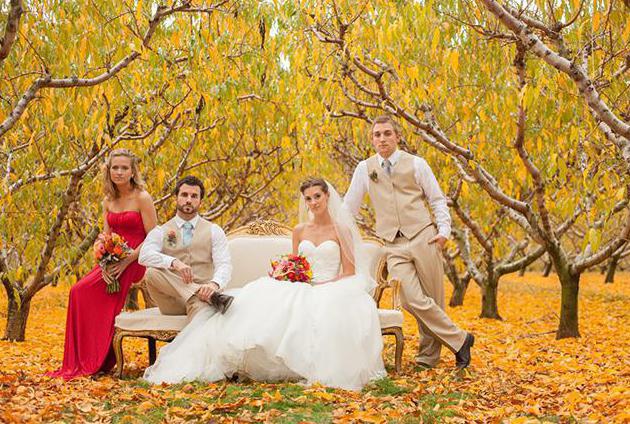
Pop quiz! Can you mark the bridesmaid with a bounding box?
[48,149,157,380]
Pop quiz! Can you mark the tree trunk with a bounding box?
[449,276,470,307]
[542,260,553,277]
[518,265,526,276]
[124,286,140,310]
[3,292,32,342]
[556,268,581,339]
[480,276,502,320]
[604,253,620,284]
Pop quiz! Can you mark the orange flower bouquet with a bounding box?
[93,232,132,293]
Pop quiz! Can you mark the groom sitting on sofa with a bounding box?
[139,175,233,321]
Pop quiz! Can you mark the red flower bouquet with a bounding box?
[93,232,132,293]
[269,254,313,283]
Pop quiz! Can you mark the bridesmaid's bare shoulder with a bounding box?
[136,189,154,205]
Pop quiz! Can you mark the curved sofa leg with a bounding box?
[112,330,125,378]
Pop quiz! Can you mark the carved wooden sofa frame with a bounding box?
[113,220,404,377]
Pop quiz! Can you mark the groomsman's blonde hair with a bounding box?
[370,115,402,136]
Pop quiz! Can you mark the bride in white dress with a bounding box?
[143,178,386,391]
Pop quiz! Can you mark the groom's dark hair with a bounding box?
[174,175,205,199]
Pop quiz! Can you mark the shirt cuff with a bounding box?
[437,226,450,239]
[162,255,177,269]
[212,276,227,289]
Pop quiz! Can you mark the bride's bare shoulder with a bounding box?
[293,222,309,234]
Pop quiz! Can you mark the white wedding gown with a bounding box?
[143,239,386,391]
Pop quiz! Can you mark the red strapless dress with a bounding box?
[47,211,147,380]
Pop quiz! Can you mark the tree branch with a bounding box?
[512,43,555,243]
[497,244,546,275]
[0,0,23,64]
[573,206,630,273]
[25,171,83,299]
[5,116,164,196]
[479,0,630,147]
[452,228,486,283]
[0,1,228,140]
[450,199,492,254]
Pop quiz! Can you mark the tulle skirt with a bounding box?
[143,276,386,391]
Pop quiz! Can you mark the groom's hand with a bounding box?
[196,282,220,302]
[428,235,447,250]
[171,259,194,284]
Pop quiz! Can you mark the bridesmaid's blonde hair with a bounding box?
[101,149,145,199]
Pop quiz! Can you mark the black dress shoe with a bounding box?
[210,293,234,314]
[455,333,474,369]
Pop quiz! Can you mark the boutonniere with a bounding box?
[369,170,379,182]
[165,229,178,248]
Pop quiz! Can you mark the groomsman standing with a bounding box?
[344,115,474,369]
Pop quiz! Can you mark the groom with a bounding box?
[344,115,474,369]
[139,175,233,321]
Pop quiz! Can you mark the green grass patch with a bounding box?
[416,392,467,423]
[273,403,333,423]
[110,406,166,424]
[167,397,191,408]
[364,377,412,396]
[278,384,305,398]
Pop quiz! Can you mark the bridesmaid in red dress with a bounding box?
[48,149,157,380]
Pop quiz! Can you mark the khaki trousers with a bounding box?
[144,267,213,323]
[385,225,467,365]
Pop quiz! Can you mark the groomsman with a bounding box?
[139,175,233,321]
[344,115,474,369]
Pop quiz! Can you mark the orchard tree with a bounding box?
[0,0,302,340]
[306,0,629,338]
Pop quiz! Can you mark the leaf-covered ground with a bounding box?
[1,272,628,423]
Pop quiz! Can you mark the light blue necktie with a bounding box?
[182,222,194,247]
[382,158,393,176]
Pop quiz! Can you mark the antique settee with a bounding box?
[113,220,404,377]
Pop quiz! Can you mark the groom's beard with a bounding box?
[177,203,198,215]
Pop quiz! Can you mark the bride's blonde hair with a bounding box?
[101,149,145,199]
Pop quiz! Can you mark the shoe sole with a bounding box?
[221,297,234,314]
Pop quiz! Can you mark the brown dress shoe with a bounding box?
[210,293,234,314]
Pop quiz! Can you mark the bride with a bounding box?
[143,178,386,391]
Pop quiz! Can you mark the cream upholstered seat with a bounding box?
[115,307,188,332]
[113,220,404,377]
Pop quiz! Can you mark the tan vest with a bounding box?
[367,151,434,242]
[162,217,214,283]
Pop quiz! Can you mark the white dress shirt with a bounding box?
[344,150,451,238]
[138,214,232,289]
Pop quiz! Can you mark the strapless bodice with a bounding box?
[298,240,341,283]
[106,211,147,249]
